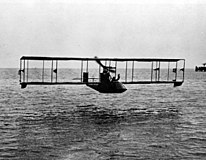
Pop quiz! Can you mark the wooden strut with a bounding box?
[20,59,22,82]
[158,61,160,81]
[183,60,185,81]
[132,61,134,82]
[125,61,127,82]
[56,60,58,83]
[155,61,158,81]
[23,59,25,82]
[81,60,83,82]
[86,60,88,73]
[42,60,44,82]
[115,61,117,78]
[151,61,153,82]
[27,60,29,82]
[175,61,178,81]
[51,60,53,83]
[167,62,170,81]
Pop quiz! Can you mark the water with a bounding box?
[0,68,206,160]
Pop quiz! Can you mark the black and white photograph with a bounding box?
[0,0,206,159]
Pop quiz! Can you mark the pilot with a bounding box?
[111,74,120,82]
[103,69,111,82]
[117,74,120,81]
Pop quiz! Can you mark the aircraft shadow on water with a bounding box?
[18,56,185,93]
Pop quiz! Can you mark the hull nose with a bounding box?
[114,82,127,93]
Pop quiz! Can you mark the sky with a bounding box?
[0,0,206,68]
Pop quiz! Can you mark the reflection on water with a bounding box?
[0,69,206,159]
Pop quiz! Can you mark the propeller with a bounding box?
[94,56,116,73]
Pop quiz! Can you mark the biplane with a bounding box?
[19,56,185,93]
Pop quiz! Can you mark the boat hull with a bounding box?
[87,81,127,93]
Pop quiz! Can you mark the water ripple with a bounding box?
[1,69,206,159]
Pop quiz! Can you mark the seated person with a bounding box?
[102,69,111,82]
[111,74,120,82]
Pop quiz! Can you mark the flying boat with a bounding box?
[19,56,185,93]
